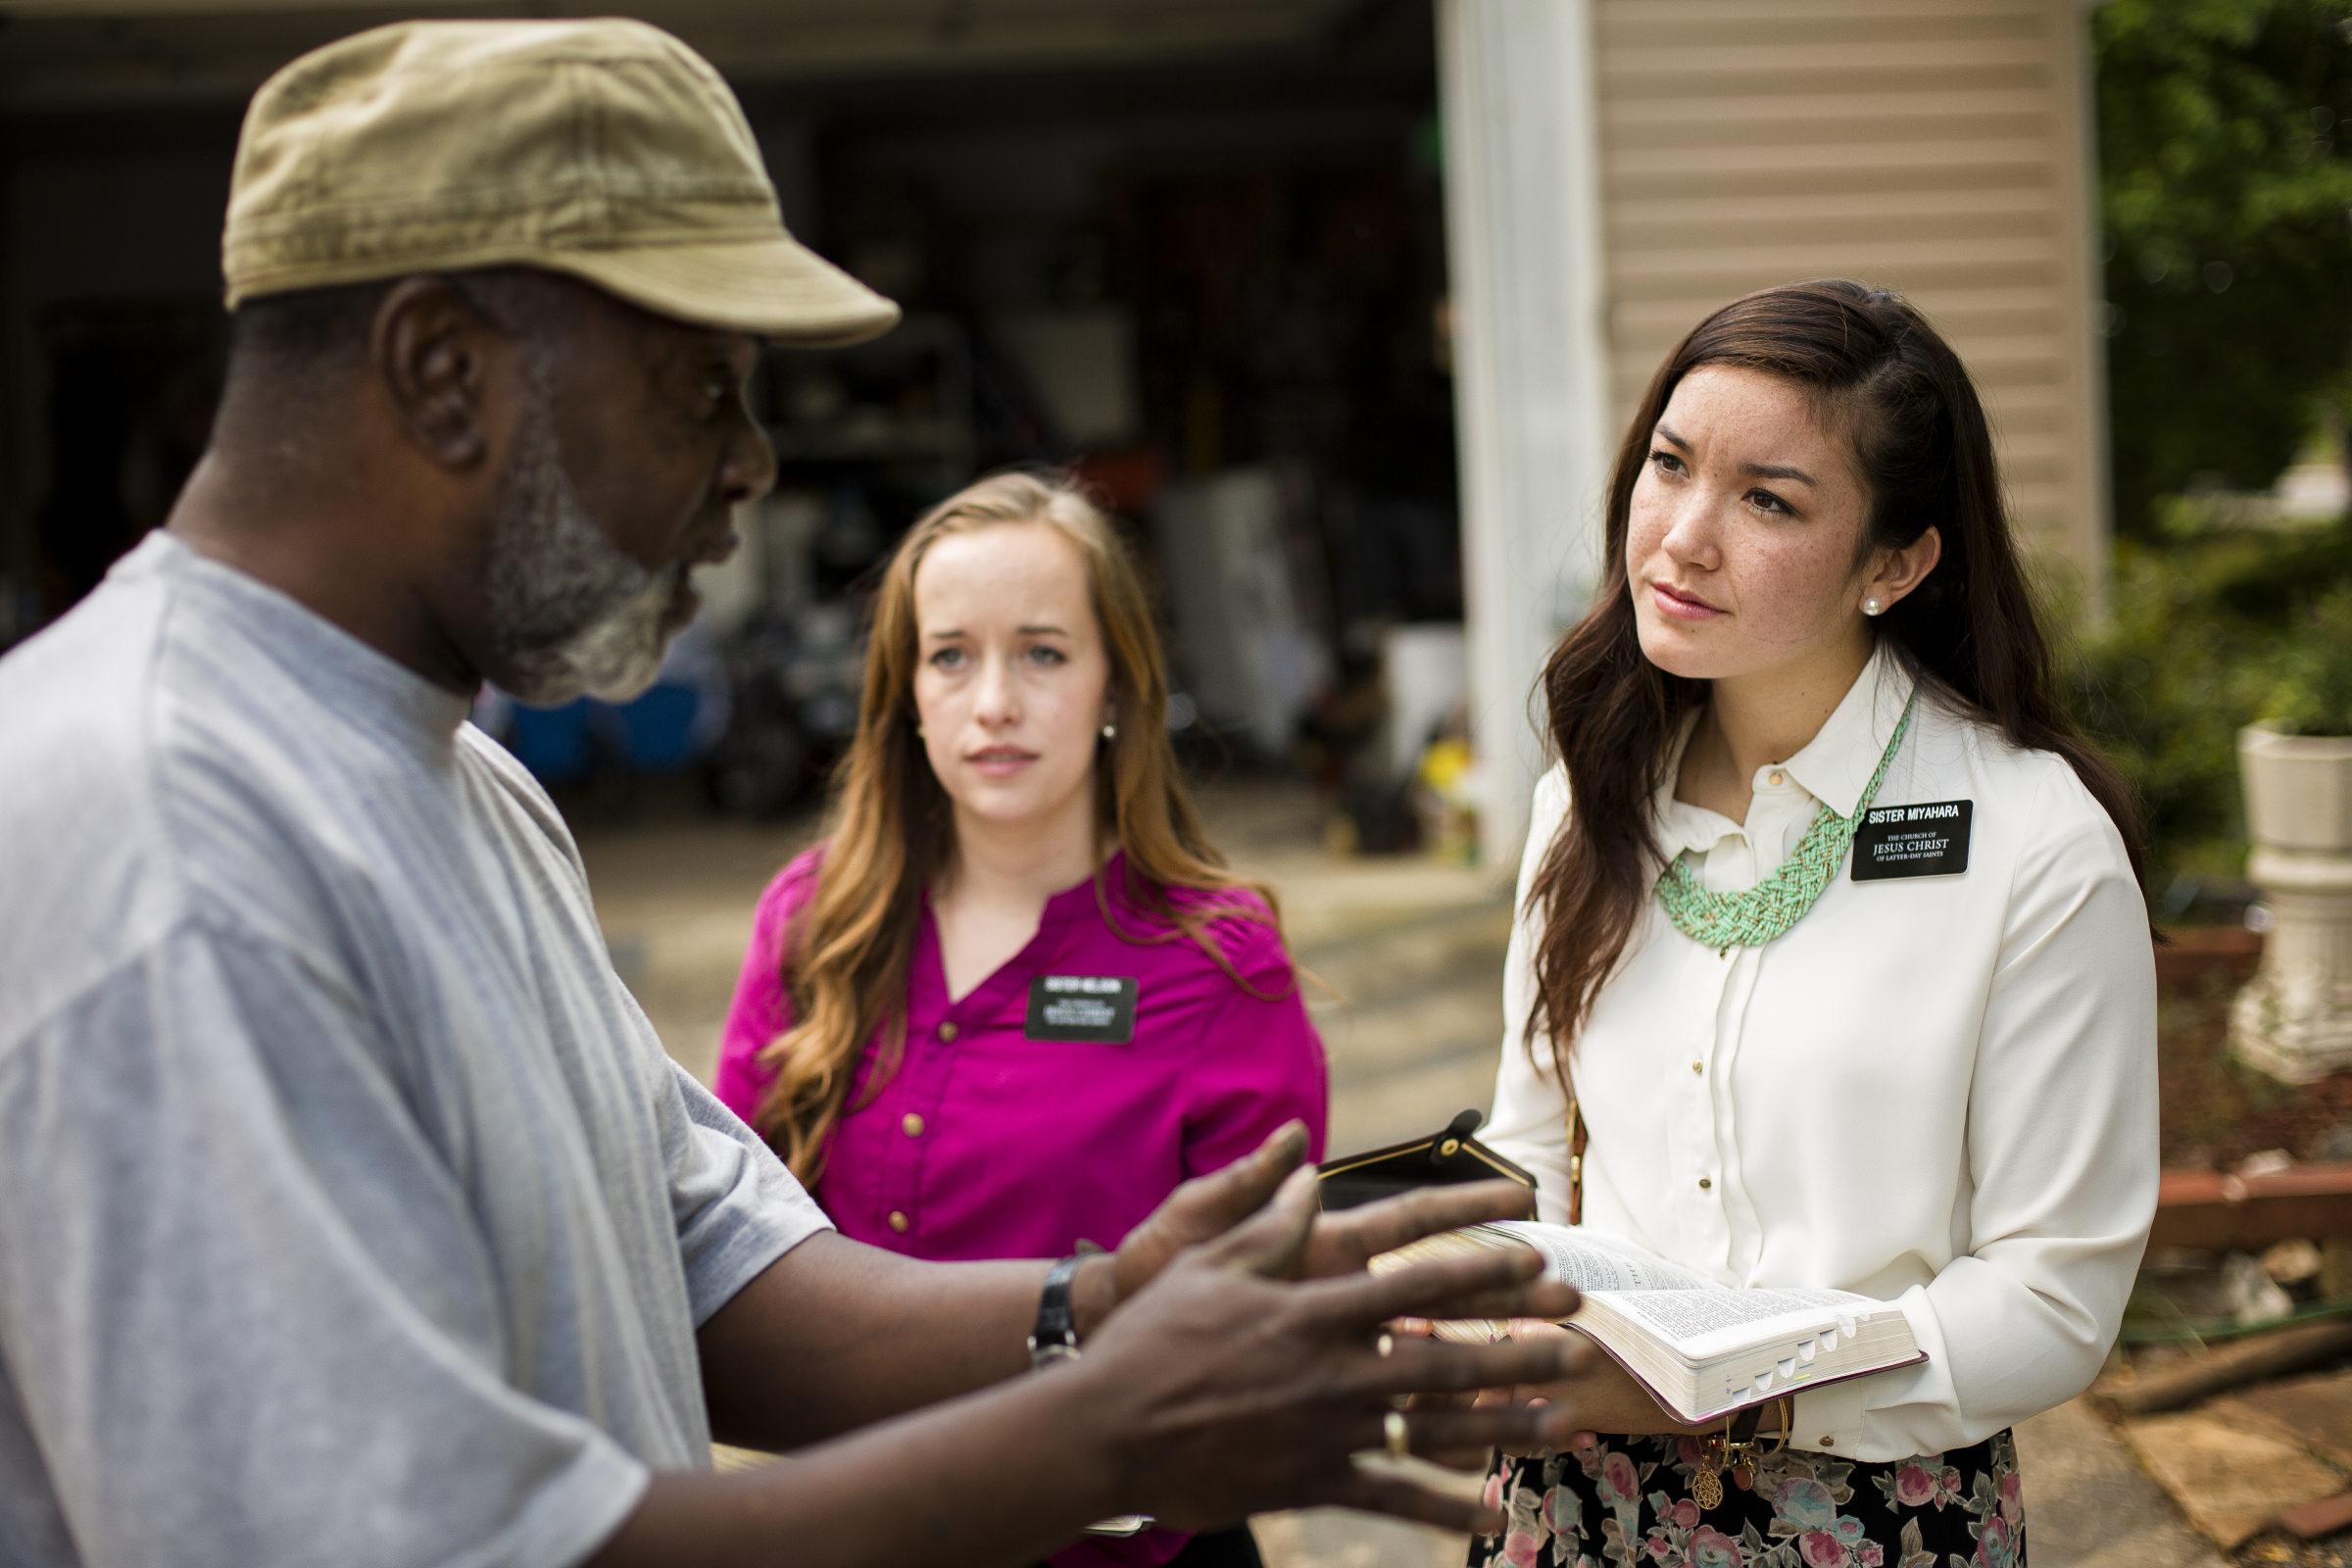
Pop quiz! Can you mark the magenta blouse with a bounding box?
[712,848,1327,1568]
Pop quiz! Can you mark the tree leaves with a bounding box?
[2095,0,2352,532]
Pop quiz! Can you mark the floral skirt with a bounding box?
[1466,1430,2023,1568]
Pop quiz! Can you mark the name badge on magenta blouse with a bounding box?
[1851,800,1973,881]
[1026,976,1139,1043]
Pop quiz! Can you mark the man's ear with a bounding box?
[370,275,504,471]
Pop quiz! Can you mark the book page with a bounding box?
[1598,1288,1872,1354]
[1481,1222,1720,1294]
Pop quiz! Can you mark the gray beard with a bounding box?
[481,369,690,708]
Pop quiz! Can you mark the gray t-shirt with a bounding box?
[0,532,830,1568]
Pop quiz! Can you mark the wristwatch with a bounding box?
[1027,1254,1084,1369]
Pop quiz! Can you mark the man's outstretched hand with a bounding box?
[1079,1161,1583,1536]
[609,1124,1579,1566]
[1091,1120,1542,1331]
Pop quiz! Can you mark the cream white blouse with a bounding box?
[1482,641,2159,1462]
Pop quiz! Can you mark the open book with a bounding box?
[1373,1221,1924,1426]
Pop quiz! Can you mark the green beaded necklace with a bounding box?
[1654,693,1917,952]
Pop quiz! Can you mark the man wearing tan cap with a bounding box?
[0,21,1585,1568]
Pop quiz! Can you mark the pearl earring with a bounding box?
[1863,597,1886,617]
[1101,722,1117,741]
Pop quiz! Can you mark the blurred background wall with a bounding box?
[1,0,2342,887]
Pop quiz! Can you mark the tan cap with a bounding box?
[221,19,900,347]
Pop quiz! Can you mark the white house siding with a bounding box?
[1590,0,2109,591]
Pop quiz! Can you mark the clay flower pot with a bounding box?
[2230,726,2352,1082]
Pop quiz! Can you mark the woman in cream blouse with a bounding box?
[1468,281,2156,1568]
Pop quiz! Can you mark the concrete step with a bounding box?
[1296,902,1514,1011]
[1314,977,1503,1090]
[2017,1397,2229,1568]
[1324,1045,1509,1155]
[1294,900,1513,1153]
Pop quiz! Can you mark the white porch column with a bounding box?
[1436,0,1614,876]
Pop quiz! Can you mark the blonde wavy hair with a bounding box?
[752,471,1290,1180]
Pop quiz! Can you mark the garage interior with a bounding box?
[1,0,1475,840]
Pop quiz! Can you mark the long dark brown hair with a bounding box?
[1526,279,2144,1061]
[752,471,1286,1180]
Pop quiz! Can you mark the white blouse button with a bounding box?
[1698,1177,1713,1191]
[1768,771,1785,787]
[1691,1060,1703,1074]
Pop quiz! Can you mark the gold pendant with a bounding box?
[1691,1460,1724,1511]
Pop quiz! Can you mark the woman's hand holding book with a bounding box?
[1471,1320,1716,1450]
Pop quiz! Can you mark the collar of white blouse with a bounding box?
[1653,642,1920,889]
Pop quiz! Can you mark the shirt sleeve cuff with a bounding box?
[1788,1378,1873,1457]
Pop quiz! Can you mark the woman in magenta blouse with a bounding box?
[713,472,1327,1568]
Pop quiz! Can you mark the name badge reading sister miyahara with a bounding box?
[1025,976,1139,1044]
[1852,800,1973,881]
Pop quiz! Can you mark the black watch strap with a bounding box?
[1027,1255,1084,1369]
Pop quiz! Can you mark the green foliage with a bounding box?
[2262,580,2352,732]
[2094,0,2352,535]
[2066,521,2352,876]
